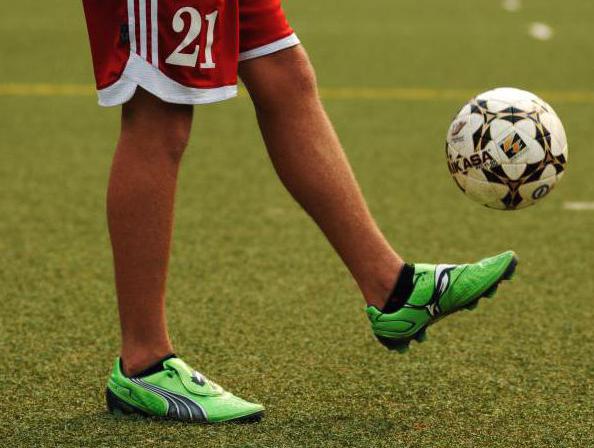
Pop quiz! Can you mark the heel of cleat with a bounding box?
[106,388,148,417]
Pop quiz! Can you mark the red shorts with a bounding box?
[82,0,299,106]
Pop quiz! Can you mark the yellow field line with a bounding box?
[0,83,96,96]
[1,83,594,103]
[319,87,477,101]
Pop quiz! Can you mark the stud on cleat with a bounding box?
[465,300,479,310]
[484,285,498,298]
[376,335,410,352]
[390,342,410,353]
[414,330,428,342]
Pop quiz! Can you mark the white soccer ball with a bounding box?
[445,87,568,210]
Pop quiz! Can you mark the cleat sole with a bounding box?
[226,411,265,424]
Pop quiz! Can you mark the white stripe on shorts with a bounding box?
[139,0,147,59]
[151,0,159,67]
[127,0,137,54]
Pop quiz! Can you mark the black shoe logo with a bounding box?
[425,265,456,317]
[191,372,206,387]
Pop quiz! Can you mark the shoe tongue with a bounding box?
[164,358,223,396]
[405,264,437,307]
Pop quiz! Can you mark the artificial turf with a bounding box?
[1,1,593,446]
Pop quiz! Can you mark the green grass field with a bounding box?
[1,1,593,446]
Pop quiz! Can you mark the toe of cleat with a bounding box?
[502,256,518,281]
[483,255,518,299]
[229,411,265,424]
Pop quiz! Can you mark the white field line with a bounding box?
[529,22,554,41]
[563,202,594,211]
[502,0,521,12]
[2,84,594,103]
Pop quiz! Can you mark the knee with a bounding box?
[162,120,191,163]
[124,118,191,164]
[121,90,193,163]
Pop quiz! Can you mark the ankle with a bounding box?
[121,346,175,377]
[360,261,405,309]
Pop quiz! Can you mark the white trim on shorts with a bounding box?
[96,33,301,107]
[239,33,301,62]
[97,53,237,107]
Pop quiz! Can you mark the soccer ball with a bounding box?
[445,87,568,210]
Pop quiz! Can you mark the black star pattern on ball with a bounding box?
[469,100,567,209]
[471,100,498,151]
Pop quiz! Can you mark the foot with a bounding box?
[366,251,518,352]
[106,357,264,423]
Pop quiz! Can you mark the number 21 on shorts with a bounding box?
[165,7,218,69]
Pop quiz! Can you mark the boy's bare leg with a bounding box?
[103,91,266,422]
[239,46,403,308]
[107,88,193,375]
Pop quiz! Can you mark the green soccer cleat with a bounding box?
[106,357,264,423]
[366,250,518,353]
